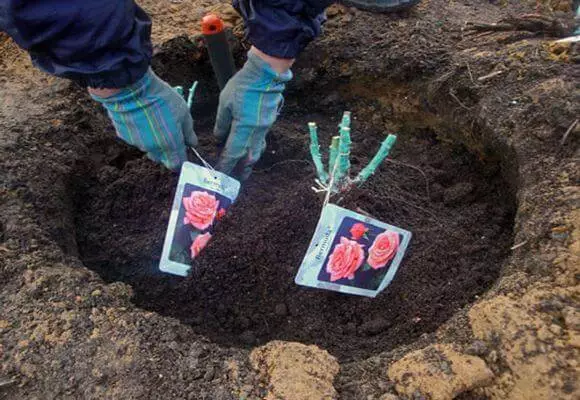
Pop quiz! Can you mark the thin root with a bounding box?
[478,70,505,82]
[560,119,578,146]
[449,89,472,110]
[511,240,528,251]
[384,159,431,199]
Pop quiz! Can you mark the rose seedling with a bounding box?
[309,111,397,196]
[299,112,410,297]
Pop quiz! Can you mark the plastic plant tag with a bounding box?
[160,161,240,277]
[295,204,412,298]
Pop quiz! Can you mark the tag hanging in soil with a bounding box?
[160,162,240,276]
[295,204,412,297]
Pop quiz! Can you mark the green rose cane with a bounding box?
[308,122,329,185]
[308,111,398,194]
[353,134,397,185]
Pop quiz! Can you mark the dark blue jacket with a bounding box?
[234,0,332,59]
[0,1,153,89]
[0,0,331,88]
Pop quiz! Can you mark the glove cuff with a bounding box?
[90,68,154,105]
[246,50,293,83]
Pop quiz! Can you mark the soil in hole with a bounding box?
[66,39,515,360]
[72,98,515,361]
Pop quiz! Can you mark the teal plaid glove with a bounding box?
[91,68,197,171]
[214,50,292,180]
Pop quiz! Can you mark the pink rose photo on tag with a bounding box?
[183,191,220,230]
[169,183,233,265]
[326,237,365,281]
[190,232,212,258]
[368,231,400,270]
[317,217,402,291]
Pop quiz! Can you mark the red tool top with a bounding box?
[201,14,225,35]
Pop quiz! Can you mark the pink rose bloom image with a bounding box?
[183,191,220,231]
[367,231,400,270]
[349,223,368,240]
[326,237,365,282]
[190,232,212,259]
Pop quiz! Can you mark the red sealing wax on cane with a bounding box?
[201,14,225,35]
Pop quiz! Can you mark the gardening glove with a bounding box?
[91,68,197,171]
[214,49,292,180]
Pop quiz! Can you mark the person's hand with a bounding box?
[214,48,293,180]
[90,68,197,171]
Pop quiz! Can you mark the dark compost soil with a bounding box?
[68,40,515,361]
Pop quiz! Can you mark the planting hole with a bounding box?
[67,43,516,361]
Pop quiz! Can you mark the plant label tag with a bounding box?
[160,162,241,277]
[295,204,412,298]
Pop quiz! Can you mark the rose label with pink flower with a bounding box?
[295,204,412,297]
[160,162,240,277]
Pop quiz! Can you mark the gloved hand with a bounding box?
[91,68,197,171]
[214,49,293,180]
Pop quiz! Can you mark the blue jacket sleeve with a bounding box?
[233,0,334,59]
[0,1,152,88]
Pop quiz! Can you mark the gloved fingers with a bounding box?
[91,69,193,172]
[238,135,267,181]
[211,50,292,179]
[143,94,191,171]
[105,101,189,172]
[147,69,197,150]
[215,152,241,176]
[215,119,249,175]
[216,121,271,180]
[215,90,283,178]
[144,126,188,172]
[214,96,233,143]
[181,109,198,148]
[109,120,187,172]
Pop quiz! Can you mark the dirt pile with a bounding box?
[387,344,494,399]
[469,284,580,399]
[250,341,339,400]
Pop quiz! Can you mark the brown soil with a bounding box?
[1,1,578,399]
[69,39,514,361]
